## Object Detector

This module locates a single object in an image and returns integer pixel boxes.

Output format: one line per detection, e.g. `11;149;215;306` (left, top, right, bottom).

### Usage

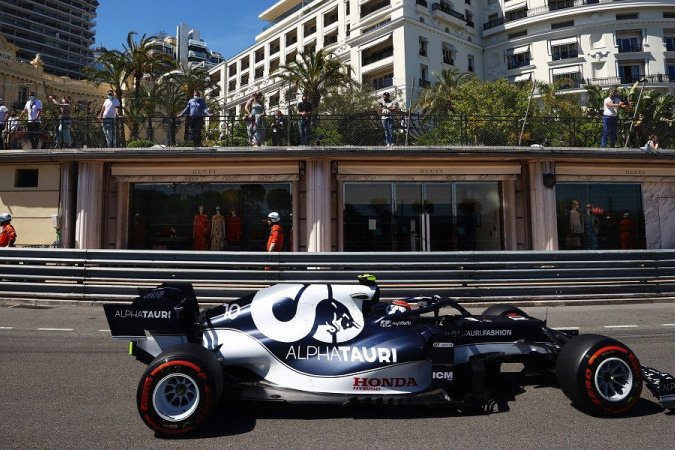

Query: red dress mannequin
192;205;210;250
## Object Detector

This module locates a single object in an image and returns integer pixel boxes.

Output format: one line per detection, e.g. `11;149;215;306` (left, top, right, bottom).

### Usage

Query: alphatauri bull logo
251;284;366;344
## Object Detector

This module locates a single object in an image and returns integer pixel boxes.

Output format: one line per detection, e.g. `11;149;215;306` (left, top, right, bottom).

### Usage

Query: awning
111;162;299;182
550;36;577;47
442;42;456;51
512;73;532;82
338;162;521;178
303;36;316;46
551;65;580;75
359;33;392;51
506;45;529;56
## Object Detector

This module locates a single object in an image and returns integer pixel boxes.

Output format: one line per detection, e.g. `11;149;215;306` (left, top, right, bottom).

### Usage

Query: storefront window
343;182;502;251
556;183;645;250
130;183;292;251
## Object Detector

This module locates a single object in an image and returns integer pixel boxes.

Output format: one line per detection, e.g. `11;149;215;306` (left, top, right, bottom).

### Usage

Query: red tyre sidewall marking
584;345;641;413
141;359;210;434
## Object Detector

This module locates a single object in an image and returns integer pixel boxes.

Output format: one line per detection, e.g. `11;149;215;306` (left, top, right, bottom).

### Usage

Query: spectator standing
3;110;20;149
48;95;72;148
271;110;286;146
297;95;312;146
378;92;398;146
18;91;43;149
643;134;659;153
244;93;266;146
0;213;17;247
0;98;8;150
179;90;210;146
601;88;626;148
266;212;284;252
99;90;120;147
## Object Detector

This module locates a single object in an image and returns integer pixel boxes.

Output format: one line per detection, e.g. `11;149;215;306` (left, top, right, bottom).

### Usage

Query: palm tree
136;84;166;141
415;68;474;116
122;31;175;138
83;50;128;110
277;49;354;114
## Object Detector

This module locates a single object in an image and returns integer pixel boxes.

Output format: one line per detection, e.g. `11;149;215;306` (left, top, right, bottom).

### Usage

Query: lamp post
624;77;648;148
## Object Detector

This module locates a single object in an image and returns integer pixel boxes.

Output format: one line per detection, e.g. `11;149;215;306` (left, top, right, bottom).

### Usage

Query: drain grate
11;304;54;310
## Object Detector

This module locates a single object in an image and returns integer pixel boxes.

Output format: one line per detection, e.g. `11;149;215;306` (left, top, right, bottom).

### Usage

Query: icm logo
433;371;453;380
251;284;366;344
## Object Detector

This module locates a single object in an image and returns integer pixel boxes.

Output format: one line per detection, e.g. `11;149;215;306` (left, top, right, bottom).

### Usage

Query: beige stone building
0;33;107;246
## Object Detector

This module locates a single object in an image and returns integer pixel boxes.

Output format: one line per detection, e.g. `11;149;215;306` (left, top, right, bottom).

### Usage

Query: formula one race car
104;275;675;436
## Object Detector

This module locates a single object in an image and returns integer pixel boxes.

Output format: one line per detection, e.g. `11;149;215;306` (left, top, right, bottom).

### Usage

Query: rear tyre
137;343;223;436
482;303;528;318
556;334;642;415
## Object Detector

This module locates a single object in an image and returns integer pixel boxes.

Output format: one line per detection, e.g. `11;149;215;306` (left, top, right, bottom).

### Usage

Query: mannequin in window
192;205;210;251
568;199;582;248
225;207;242;251
620;212;635;250
211;206;226;251
582;204;600;250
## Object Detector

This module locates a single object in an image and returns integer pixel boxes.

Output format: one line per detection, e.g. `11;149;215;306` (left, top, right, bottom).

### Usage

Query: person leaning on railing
18;91;42;149
0;98;8;150
48;95;72;148
179;90;210;147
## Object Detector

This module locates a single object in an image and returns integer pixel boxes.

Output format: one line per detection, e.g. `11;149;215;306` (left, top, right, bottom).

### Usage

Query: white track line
0;326;14;330
37;328;74;331
603;325;639;328
98;329;110;332
662;324;675;327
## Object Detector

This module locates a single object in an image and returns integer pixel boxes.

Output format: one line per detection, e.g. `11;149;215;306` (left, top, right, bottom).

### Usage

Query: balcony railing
432;3;465;21
585;74;675;85
371;77;394;89
419;79;432;88
443;56;454;65
363;48;394;65
416;0;428;6
618;43;643;53
552;49;579;60
508;59;531;70
484;0;617;30
361;0;391;19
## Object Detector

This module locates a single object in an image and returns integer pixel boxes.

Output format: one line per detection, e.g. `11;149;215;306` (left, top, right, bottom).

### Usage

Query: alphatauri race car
104;275;675;436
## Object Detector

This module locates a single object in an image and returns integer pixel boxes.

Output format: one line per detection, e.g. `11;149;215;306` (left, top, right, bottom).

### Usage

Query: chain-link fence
3;113;672;149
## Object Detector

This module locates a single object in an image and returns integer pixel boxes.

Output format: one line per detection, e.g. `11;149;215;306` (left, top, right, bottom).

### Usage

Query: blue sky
95;0;279;59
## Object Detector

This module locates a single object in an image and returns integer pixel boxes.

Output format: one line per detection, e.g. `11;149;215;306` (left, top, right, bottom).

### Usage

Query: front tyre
137;344;223;436
556;334;642;415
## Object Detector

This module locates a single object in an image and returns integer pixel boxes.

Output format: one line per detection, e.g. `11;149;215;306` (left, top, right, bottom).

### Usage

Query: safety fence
1;248;675;304
2;113;671;150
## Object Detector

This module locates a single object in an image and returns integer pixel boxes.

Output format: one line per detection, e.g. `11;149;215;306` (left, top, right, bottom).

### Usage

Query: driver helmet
267;212;280;223
0;212;11;223
385;300;412;315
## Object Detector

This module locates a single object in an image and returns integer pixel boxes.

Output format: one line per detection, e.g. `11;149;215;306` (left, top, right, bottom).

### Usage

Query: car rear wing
642;365;675;411
103;283;199;341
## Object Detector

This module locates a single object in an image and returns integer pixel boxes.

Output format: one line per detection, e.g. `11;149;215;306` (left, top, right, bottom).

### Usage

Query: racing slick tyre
137;343;224;436
482;304;528;318
556;334;643;415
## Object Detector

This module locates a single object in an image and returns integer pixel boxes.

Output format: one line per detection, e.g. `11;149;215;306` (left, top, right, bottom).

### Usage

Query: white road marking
0;326;14;330
99;329;110;332
662;324;675;327
37;328;74;331
603;325;639;329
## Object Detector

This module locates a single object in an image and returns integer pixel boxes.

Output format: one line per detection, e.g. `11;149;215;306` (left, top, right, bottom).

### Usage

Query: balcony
582;74;675;86
188;39;207;48
443;56;454;65
363;47;394;66
419;79;431;88
416;0;428;6
432;3;468;29
508;59;531;70
552;49;579;60
618;43;643;53
361;0;391;19
483;0;608;31
372;77;394;89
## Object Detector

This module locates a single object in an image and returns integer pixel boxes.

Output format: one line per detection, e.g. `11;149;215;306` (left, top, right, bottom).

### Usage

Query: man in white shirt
98;90;121;147
0;98;8;150
378;92;399;146
18;91;43;149
601;88;626;148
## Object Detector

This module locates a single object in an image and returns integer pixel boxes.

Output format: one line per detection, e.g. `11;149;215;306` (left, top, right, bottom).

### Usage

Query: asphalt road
0;302;674;449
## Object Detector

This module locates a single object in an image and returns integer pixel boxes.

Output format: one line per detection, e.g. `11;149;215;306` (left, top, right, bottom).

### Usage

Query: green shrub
126;139;155;148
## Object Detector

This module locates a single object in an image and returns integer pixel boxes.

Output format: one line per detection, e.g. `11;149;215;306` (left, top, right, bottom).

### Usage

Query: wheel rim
594;357;634;402
152;373;200;422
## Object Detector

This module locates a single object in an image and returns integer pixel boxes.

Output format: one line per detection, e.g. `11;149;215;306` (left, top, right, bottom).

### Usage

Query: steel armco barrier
2;249;675;304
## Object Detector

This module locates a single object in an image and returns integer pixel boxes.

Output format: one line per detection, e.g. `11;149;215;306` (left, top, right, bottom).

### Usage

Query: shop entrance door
394;183;454;252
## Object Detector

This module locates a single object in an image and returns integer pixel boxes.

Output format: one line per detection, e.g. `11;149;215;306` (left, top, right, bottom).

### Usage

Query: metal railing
2;249;675;303
3;112;674;149
484;0;623;30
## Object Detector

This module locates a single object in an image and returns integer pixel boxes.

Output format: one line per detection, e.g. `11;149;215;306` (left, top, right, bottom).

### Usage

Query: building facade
0;0;98;79
210;0;675;116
